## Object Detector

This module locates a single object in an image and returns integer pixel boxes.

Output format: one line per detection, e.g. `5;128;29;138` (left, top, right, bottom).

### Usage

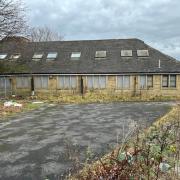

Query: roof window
10;53;21;60
32;53;43;61
95;51;106;59
71;52;81;60
137;50;149;57
47;52;58;60
0;53;7;60
121;50;132;57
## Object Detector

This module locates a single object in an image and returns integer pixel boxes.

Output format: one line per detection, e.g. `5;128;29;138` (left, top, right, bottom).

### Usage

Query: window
58;76;77;89
16;77;30;88
0;77;11;89
87;76;106;89
32;53;43;61
46;52;57;61
162;75;176;88
137;50;149;57
117;75;130;89
139;75;153;89
0;53;7;60
10;53;21;60
34;76;48;89
95;51;106;59
121;50;132;57
71;52;81;60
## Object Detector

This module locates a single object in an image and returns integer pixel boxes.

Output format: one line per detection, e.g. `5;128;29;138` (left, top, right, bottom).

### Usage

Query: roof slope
0;38;180;74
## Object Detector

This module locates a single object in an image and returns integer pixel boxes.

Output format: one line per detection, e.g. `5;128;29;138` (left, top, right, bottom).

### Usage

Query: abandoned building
0;37;180;98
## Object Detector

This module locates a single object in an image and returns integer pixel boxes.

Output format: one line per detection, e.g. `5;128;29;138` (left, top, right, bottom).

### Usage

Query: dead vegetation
69;106;180;180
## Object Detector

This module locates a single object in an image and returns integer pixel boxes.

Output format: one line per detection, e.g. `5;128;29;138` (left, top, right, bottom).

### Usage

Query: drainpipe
80;76;84;96
31;76;35;96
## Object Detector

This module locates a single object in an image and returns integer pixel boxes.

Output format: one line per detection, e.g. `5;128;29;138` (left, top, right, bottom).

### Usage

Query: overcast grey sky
24;0;180;59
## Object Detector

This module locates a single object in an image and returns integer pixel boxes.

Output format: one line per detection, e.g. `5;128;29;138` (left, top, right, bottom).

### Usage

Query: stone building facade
0;37;180;99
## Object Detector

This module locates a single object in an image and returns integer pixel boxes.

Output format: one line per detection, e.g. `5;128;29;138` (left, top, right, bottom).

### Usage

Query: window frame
9;53;21;61
34;76;49;89
162;75;176;88
137;50;149;57
16;76;31;89
32;52;44;61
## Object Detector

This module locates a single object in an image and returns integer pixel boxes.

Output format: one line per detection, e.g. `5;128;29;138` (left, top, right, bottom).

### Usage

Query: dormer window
10;53;21;60
121;50;132;57
0;53;7;60
71;52;81;60
32;53;43;61
47;52;57;61
95;51;106;59
137;50;149;57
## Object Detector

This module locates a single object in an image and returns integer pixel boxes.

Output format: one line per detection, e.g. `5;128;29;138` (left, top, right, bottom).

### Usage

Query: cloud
24;0;180;59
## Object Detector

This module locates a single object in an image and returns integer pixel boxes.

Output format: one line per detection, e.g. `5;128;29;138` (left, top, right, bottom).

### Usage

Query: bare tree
0;0;27;40
29;26;64;42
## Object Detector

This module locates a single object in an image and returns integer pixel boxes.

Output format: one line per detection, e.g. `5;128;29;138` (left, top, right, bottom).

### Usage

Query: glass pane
87;76;93;89
140;76;146;89
0;78;11;89
162;75;168;87
0;54;7;59
41;76;48;89
0;78;5;89
71;76;77;88
34;77;41;89
32;53;43;59
170;75;176;87
117;76;123;89
124;76;130;88
99;76;106;89
147;75;153;87
94;76;99;88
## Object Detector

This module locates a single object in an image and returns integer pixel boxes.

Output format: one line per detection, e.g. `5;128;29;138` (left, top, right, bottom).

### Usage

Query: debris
159;162;171;172
32;101;44;104
4;101;22;108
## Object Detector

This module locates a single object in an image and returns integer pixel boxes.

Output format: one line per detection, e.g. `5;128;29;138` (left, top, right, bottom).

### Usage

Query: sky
24;0;180;59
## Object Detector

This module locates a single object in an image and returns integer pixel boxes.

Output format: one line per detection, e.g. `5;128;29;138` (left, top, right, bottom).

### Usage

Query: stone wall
2;74;180;99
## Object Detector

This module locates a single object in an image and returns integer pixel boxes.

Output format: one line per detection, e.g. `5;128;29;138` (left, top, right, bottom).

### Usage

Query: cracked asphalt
0;102;172;180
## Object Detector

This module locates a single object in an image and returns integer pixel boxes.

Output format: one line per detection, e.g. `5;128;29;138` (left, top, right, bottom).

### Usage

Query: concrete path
0;102;172;180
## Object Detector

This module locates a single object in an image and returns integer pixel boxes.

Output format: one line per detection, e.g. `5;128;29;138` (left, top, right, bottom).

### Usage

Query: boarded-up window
140;76;146;89
137;50;149;57
140;75;153;89
34;76;48;89
16;77;30;88
87;76;106;89
0;77;11;89
58;76;77;89
95;51;106;59
117;76;130;89
121;50;132;57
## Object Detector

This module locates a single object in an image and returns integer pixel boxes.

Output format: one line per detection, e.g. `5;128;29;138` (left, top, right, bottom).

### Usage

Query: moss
0;62;30;73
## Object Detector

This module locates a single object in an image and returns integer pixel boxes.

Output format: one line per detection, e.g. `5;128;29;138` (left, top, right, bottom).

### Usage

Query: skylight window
47;52;58;60
32;53;43;61
121;50;132;57
71;52;81;60
10;53;21;60
137;50;149;57
0;53;7;60
95;51;106;59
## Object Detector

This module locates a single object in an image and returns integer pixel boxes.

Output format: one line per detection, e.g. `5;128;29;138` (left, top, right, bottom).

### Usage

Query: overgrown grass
69;106;180;180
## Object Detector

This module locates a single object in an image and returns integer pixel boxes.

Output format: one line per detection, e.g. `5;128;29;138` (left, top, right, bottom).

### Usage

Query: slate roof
0;38;180;74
